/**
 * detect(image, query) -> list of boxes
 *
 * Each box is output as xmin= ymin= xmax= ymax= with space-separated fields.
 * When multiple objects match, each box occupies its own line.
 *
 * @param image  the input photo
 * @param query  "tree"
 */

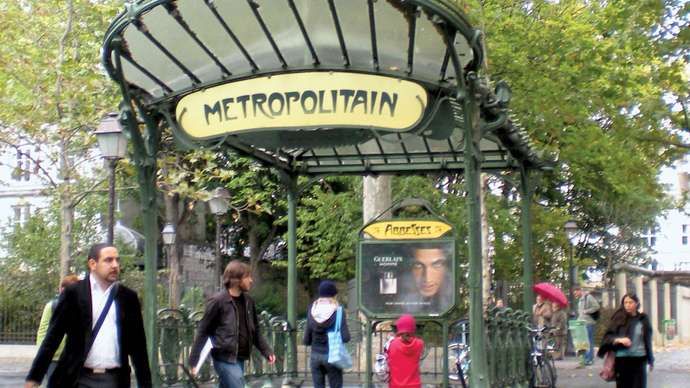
xmin=0 ymin=0 xmax=121 ymax=279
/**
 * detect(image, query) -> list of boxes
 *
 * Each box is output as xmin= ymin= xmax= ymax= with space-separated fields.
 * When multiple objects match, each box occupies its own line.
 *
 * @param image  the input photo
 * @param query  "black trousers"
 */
xmin=615 ymin=356 xmax=647 ymax=388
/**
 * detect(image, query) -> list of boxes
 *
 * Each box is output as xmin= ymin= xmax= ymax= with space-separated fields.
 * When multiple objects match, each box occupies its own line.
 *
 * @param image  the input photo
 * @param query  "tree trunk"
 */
xmin=59 ymin=198 xmax=74 ymax=278
xmin=480 ymin=174 xmax=492 ymax=311
xmin=363 ymin=176 xmax=392 ymax=223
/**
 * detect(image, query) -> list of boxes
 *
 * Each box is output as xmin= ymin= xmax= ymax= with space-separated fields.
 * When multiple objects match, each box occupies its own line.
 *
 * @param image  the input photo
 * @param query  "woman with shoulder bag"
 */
xmin=598 ymin=293 xmax=654 ymax=388
xmin=303 ymin=280 xmax=350 ymax=388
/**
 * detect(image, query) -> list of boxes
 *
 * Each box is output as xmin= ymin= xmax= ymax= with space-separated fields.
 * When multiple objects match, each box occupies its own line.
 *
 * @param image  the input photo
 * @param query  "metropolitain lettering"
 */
xmin=203 ymin=89 xmax=399 ymax=125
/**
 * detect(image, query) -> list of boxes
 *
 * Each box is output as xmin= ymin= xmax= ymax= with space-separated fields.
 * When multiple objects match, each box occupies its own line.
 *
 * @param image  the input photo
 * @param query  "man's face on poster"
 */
xmin=411 ymin=248 xmax=447 ymax=298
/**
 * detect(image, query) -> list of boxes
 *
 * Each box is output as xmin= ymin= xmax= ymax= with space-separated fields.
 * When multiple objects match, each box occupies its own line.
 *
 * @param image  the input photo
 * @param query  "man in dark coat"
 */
xmin=25 ymin=243 xmax=151 ymax=388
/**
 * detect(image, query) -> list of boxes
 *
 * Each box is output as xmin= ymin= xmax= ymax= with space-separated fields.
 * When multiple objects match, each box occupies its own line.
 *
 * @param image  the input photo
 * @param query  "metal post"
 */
xmin=520 ymin=166 xmax=534 ymax=312
xmin=463 ymin=72 xmax=489 ymax=388
xmin=215 ymin=214 xmax=223 ymax=290
xmin=365 ymin=319 xmax=372 ymax=388
xmin=112 ymin=45 xmax=159 ymax=385
xmin=568 ymin=243 xmax=575 ymax=309
xmin=107 ymin=158 xmax=118 ymax=244
xmin=286 ymin=175 xmax=298 ymax=377
xmin=442 ymin=320 xmax=450 ymax=388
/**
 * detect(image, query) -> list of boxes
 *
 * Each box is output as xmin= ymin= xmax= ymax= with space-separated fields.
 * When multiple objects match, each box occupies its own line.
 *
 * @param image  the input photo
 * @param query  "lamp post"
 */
xmin=208 ymin=187 xmax=230 ymax=290
xmin=95 ymin=112 xmax=128 ymax=244
xmin=162 ymin=222 xmax=177 ymax=305
xmin=564 ymin=220 xmax=579 ymax=309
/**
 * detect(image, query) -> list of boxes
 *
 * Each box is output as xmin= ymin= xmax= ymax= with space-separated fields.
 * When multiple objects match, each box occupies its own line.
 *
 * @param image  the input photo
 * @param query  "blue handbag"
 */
xmin=327 ymin=306 xmax=353 ymax=370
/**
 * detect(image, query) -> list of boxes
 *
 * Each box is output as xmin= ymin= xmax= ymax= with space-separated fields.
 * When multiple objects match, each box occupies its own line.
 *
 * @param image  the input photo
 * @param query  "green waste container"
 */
xmin=569 ymin=319 xmax=589 ymax=353
xmin=663 ymin=319 xmax=677 ymax=340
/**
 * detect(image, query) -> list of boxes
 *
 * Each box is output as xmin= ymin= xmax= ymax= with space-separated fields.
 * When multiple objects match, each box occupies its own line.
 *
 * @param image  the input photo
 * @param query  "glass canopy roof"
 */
xmin=102 ymin=0 xmax=547 ymax=175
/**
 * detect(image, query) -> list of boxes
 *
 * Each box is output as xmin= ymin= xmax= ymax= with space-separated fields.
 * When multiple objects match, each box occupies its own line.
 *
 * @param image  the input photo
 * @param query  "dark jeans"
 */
xmin=310 ymin=351 xmax=343 ymax=388
xmin=615 ymin=356 xmax=647 ymax=388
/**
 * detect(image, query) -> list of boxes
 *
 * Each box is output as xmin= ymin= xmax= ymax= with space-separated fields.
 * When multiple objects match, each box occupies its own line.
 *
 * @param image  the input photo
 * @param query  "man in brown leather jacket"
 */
xmin=189 ymin=260 xmax=275 ymax=388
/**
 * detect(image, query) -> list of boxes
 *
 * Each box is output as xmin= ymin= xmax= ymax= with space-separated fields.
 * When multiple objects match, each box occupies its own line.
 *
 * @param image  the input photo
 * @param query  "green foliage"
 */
xmin=292 ymin=177 xmax=362 ymax=281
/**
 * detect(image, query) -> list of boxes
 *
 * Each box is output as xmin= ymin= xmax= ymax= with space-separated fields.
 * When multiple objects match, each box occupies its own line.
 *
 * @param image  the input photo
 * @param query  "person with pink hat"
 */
xmin=387 ymin=314 xmax=424 ymax=388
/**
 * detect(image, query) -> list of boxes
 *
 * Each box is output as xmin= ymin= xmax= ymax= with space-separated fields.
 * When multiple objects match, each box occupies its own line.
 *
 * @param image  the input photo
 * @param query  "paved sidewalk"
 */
xmin=555 ymin=344 xmax=690 ymax=387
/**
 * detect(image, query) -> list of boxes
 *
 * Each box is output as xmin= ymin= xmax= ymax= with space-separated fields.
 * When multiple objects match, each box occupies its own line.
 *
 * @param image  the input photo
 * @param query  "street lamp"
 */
xmin=95 ymin=112 xmax=127 ymax=244
xmin=161 ymin=222 xmax=177 ymax=306
xmin=564 ymin=220 xmax=579 ymax=309
xmin=161 ymin=222 xmax=177 ymax=246
xmin=208 ymin=187 xmax=231 ymax=290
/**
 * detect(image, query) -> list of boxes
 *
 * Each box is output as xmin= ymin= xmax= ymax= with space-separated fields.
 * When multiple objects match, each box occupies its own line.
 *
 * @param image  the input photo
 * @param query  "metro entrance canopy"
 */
xmin=102 ymin=0 xmax=546 ymax=175
xmin=101 ymin=1 xmax=549 ymax=386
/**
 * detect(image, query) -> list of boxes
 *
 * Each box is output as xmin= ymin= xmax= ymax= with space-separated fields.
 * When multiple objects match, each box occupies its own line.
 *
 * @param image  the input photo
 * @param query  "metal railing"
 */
xmin=155 ymin=309 xmax=472 ymax=386
xmin=0 ymin=301 xmax=43 ymax=344
xmin=485 ymin=307 xmax=532 ymax=387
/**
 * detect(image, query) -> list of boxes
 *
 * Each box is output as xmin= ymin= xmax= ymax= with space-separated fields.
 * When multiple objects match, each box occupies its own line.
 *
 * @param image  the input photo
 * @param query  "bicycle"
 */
xmin=528 ymin=326 xmax=557 ymax=388
xmin=448 ymin=319 xmax=470 ymax=387
xmin=448 ymin=341 xmax=470 ymax=388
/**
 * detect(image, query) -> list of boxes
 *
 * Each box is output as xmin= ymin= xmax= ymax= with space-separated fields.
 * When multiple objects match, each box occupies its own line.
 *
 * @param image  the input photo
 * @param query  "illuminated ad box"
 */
xmin=358 ymin=220 xmax=456 ymax=318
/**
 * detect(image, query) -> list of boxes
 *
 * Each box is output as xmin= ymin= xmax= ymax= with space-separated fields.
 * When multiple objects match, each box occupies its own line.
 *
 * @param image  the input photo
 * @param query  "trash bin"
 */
xmin=569 ymin=319 xmax=589 ymax=353
xmin=663 ymin=319 xmax=677 ymax=340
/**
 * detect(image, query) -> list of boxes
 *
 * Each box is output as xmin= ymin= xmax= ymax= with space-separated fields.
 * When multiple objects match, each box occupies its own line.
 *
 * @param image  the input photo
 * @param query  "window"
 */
xmin=682 ymin=236 xmax=687 ymax=245
xmin=11 ymin=204 xmax=31 ymax=226
xmin=640 ymin=227 xmax=657 ymax=248
xmin=12 ymin=149 xmax=32 ymax=181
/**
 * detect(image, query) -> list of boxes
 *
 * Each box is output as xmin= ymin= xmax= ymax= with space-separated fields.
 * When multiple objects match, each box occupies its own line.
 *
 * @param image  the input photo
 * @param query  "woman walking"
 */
xmin=303 ymin=280 xmax=350 ymax=388
xmin=598 ymin=293 xmax=654 ymax=388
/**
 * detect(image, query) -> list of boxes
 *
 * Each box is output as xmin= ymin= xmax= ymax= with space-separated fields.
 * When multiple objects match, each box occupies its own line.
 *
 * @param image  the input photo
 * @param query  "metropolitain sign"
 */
xmin=175 ymin=72 xmax=428 ymax=139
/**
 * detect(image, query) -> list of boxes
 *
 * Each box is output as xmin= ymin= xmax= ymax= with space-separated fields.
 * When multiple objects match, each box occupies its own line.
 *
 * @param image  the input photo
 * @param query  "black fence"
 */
xmin=0 ymin=301 xmax=43 ymax=344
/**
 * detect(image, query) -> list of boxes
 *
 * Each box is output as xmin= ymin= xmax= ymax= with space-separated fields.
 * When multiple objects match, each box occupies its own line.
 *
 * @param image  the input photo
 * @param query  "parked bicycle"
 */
xmin=448 ymin=319 xmax=470 ymax=387
xmin=528 ymin=326 xmax=556 ymax=388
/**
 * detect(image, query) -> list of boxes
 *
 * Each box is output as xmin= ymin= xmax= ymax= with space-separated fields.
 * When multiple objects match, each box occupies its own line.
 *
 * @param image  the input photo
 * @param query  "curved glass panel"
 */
xmin=214 ymin=0 xmax=283 ymax=71
xmin=374 ymin=0 xmax=409 ymax=75
xmin=141 ymin=6 xmax=223 ymax=84
xmin=292 ymin=0 xmax=343 ymax=66
xmin=413 ymin=11 xmax=446 ymax=82
xmin=334 ymin=0 xmax=374 ymax=70
xmin=177 ymin=0 xmax=254 ymax=76
xmin=255 ymin=0 xmax=312 ymax=68
xmin=121 ymin=21 xmax=193 ymax=94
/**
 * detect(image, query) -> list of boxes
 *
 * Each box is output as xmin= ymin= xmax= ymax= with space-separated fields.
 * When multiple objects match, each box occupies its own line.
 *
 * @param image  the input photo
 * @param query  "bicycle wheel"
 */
xmin=531 ymin=360 xmax=555 ymax=388
xmin=447 ymin=343 xmax=470 ymax=386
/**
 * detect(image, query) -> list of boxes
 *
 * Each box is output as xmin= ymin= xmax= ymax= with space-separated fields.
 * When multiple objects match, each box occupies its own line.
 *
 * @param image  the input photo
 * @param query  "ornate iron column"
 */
xmin=462 ymin=71 xmax=490 ymax=388
xmin=285 ymin=173 xmax=298 ymax=378
xmin=112 ymin=41 xmax=160 ymax=384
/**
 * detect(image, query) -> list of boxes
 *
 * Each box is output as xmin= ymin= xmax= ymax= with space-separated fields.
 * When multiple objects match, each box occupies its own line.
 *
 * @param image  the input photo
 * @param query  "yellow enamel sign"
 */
xmin=175 ymin=72 xmax=427 ymax=139
xmin=363 ymin=220 xmax=452 ymax=240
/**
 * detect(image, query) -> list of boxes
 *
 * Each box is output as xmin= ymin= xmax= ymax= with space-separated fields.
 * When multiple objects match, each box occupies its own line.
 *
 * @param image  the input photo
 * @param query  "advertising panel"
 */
xmin=359 ymin=239 xmax=455 ymax=317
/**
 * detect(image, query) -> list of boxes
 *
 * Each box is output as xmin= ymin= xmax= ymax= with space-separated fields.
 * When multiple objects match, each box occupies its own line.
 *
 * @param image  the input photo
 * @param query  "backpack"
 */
xmin=590 ymin=310 xmax=600 ymax=321
xmin=586 ymin=294 xmax=601 ymax=321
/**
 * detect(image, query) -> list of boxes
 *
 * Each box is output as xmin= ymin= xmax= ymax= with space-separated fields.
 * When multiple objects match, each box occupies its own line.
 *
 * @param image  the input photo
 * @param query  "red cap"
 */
xmin=396 ymin=314 xmax=416 ymax=334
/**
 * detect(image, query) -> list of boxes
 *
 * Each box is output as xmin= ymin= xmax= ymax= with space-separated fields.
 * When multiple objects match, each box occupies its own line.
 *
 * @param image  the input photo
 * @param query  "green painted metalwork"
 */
xmin=285 ymin=173 xmax=298 ymax=378
xmin=112 ymin=40 xmax=161 ymax=384
xmin=461 ymin=71 xmax=489 ymax=387
xmin=482 ymin=307 xmax=532 ymax=387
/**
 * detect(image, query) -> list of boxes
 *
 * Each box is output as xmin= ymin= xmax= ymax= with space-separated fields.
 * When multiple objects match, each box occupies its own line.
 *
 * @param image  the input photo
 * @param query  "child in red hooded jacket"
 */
xmin=387 ymin=314 xmax=424 ymax=388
